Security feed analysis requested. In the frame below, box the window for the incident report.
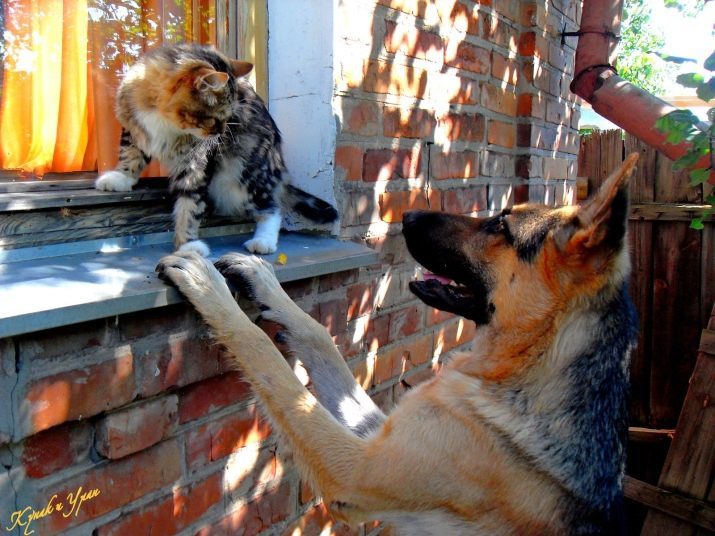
[0,0,266,179]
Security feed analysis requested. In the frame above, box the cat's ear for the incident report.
[230,60,253,78]
[195,70,230,91]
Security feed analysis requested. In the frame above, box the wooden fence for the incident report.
[579,130,713,429]
[579,131,714,533]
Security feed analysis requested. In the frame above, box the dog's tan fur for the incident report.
[157,154,640,535]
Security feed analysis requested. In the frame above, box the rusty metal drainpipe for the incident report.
[569,0,712,178]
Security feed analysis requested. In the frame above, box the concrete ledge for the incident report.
[0,231,378,338]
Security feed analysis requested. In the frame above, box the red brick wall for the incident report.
[0,2,582,534]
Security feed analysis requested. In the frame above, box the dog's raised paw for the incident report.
[215,253,282,309]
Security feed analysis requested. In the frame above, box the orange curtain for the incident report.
[0,0,217,177]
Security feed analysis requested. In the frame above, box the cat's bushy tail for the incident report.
[283,184,338,224]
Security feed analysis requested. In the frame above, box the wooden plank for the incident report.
[624,134,657,426]
[641,348,715,534]
[0,187,169,211]
[625,134,656,204]
[702,226,714,335]
[629,204,714,222]
[628,427,675,443]
[650,222,702,425]
[624,476,715,532]
[655,155,702,204]
[0,203,245,249]
[0,177,168,193]
[629,219,654,425]
[699,329,715,355]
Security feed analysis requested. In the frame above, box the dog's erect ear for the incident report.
[554,152,639,254]
[230,60,254,78]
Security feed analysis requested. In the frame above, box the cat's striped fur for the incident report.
[96,43,337,255]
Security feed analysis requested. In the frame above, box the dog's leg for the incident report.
[215,253,385,437]
[157,252,367,497]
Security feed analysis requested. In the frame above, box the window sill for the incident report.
[0,178,169,211]
[0,229,377,338]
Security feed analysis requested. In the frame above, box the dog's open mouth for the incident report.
[409,270,485,322]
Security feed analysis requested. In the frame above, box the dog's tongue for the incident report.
[423,271,452,285]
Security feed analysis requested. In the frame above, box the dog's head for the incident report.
[403,154,638,362]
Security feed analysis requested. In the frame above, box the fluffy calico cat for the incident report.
[95,43,338,255]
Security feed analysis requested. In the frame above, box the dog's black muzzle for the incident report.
[402,210,493,324]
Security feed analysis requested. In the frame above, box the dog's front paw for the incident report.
[215,253,283,309]
[156,251,230,309]
[178,239,211,257]
[95,170,137,192]
[243,236,277,255]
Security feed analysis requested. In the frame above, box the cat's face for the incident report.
[158,60,253,139]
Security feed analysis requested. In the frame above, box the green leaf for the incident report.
[705,50,715,71]
[676,72,705,88]
[696,77,715,102]
[690,218,704,230]
[689,167,710,185]
[673,151,700,170]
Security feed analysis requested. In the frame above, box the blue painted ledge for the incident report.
[0,230,378,338]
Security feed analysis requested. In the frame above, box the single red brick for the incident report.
[481,84,518,116]
[21,421,92,478]
[518,32,536,56]
[136,331,222,397]
[318,269,359,293]
[431,151,478,179]
[96,396,178,459]
[446,1,479,34]
[517,93,533,117]
[514,184,530,204]
[38,439,182,534]
[24,351,135,436]
[347,283,375,321]
[342,100,380,136]
[442,187,488,215]
[378,190,440,223]
[195,481,294,536]
[443,77,480,105]
[186,406,272,470]
[335,145,363,181]
[374,335,433,384]
[383,106,436,139]
[363,148,422,181]
[179,371,253,424]
[365,315,391,353]
[363,60,428,98]
[388,305,424,342]
[492,52,519,86]
[437,113,485,142]
[95,473,222,536]
[436,318,477,354]
[427,308,454,327]
[487,119,516,148]
[444,40,490,74]
[384,20,444,63]
[310,298,349,335]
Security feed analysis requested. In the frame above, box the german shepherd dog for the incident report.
[156,154,639,535]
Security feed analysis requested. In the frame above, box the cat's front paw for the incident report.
[95,171,138,192]
[243,237,277,255]
[178,240,211,257]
